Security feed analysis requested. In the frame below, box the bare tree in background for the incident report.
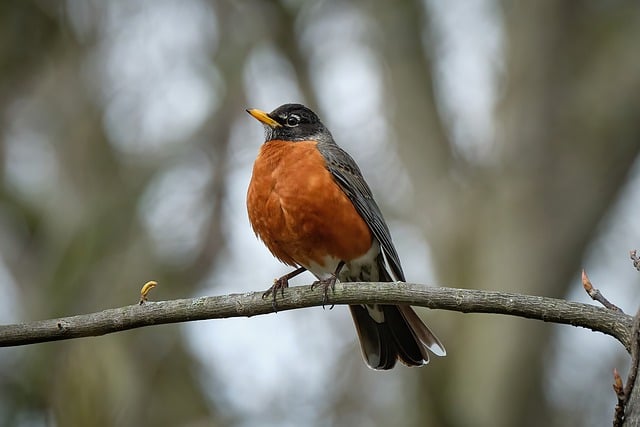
[1,1,640,426]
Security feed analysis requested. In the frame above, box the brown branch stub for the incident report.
[139,280,158,305]
[631,250,640,272]
[614,368,625,427]
[615,368,625,397]
[0,283,634,350]
[582,270,623,313]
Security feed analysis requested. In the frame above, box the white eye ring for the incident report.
[286,114,300,127]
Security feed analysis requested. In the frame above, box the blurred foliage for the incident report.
[1,1,640,426]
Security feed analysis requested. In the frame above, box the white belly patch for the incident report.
[302,241,381,282]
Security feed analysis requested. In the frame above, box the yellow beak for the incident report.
[246,109,281,128]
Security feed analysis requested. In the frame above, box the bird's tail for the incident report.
[348,257,445,370]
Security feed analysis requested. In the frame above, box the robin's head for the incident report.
[246,103,333,144]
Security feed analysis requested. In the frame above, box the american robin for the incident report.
[246,103,445,369]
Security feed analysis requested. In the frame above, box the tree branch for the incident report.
[0,282,633,349]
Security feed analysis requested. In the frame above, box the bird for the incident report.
[246,103,445,369]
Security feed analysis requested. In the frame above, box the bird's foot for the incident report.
[262,267,306,311]
[311,276,338,310]
[263,276,289,311]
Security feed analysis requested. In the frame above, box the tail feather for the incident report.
[383,305,429,366]
[349,304,443,370]
[398,305,446,357]
[349,305,397,369]
[347,253,445,369]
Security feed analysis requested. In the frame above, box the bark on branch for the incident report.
[0,282,633,349]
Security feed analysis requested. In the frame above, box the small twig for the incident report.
[139,280,158,305]
[582,270,623,313]
[613,308,640,426]
[631,250,640,272]
[613,368,625,427]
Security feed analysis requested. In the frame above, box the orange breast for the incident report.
[247,140,372,269]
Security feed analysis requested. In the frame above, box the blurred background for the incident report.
[1,1,640,426]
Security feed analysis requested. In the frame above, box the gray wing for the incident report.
[317,142,405,282]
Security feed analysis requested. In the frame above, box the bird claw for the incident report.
[311,276,337,310]
[262,276,289,311]
[261,267,307,312]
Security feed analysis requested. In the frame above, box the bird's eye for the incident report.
[286,114,300,127]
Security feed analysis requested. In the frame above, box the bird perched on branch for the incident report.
[246,103,445,369]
